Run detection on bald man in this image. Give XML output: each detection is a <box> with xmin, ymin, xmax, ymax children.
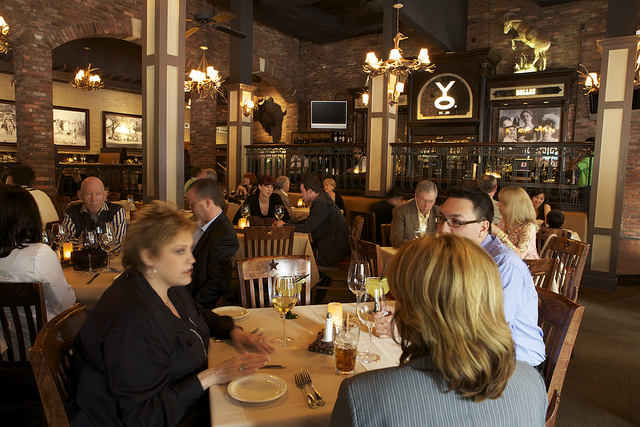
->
<box><xmin>62</xmin><ymin>176</ymin><xmax>126</xmax><ymax>252</ymax></box>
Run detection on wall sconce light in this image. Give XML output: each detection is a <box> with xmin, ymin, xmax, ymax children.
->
<box><xmin>242</xmin><ymin>99</ymin><xmax>255</xmax><ymax>116</ymax></box>
<box><xmin>361</xmin><ymin>92</ymin><xmax>369</xmax><ymax>106</ymax></box>
<box><xmin>0</xmin><ymin>16</ymin><xmax>11</xmax><ymax>54</ymax></box>
<box><xmin>388</xmin><ymin>78</ymin><xmax>406</xmax><ymax>106</ymax></box>
<box><xmin>578</xmin><ymin>64</ymin><xmax>599</xmax><ymax>95</ymax></box>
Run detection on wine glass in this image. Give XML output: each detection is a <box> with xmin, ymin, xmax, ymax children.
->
<box><xmin>51</xmin><ymin>223</ymin><xmax>66</xmax><ymax>262</ymax></box>
<box><xmin>271</xmin><ymin>275</ymin><xmax>298</xmax><ymax>345</ymax></box>
<box><xmin>347</xmin><ymin>260</ymin><xmax>370</xmax><ymax>299</ymax></box>
<box><xmin>240</xmin><ymin>204</ymin><xmax>251</xmax><ymax>219</ymax></box>
<box><xmin>41</xmin><ymin>230</ymin><xmax>52</xmax><ymax>247</ymax></box>
<box><xmin>97</xmin><ymin>222</ymin><xmax>120</xmax><ymax>273</ymax></box>
<box><xmin>274</xmin><ymin>205</ymin><xmax>284</xmax><ymax>221</ymax></box>
<box><xmin>414</xmin><ymin>224</ymin><xmax>427</xmax><ymax>240</ymax></box>
<box><xmin>356</xmin><ymin>277</ymin><xmax>386</xmax><ymax>363</ymax></box>
<box><xmin>80</xmin><ymin>230</ymin><xmax>98</xmax><ymax>274</ymax></box>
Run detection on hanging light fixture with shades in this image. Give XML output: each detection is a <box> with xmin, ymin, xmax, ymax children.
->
<box><xmin>363</xmin><ymin>2</ymin><xmax>434</xmax><ymax>105</ymax></box>
<box><xmin>185</xmin><ymin>41</ymin><xmax>225</xmax><ymax>101</ymax></box>
<box><xmin>70</xmin><ymin>47</ymin><xmax>104</xmax><ymax>91</ymax></box>
<box><xmin>0</xmin><ymin>16</ymin><xmax>10</xmax><ymax>54</ymax></box>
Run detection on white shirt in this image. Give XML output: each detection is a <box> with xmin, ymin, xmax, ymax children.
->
<box><xmin>0</xmin><ymin>243</ymin><xmax>76</xmax><ymax>356</ymax></box>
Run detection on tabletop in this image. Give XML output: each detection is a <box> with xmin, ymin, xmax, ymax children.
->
<box><xmin>63</xmin><ymin>254</ymin><xmax>123</xmax><ymax>311</ymax></box>
<box><xmin>207</xmin><ymin>303</ymin><xmax>401</xmax><ymax>427</ymax></box>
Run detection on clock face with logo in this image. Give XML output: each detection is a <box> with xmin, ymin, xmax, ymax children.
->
<box><xmin>417</xmin><ymin>73</ymin><xmax>473</xmax><ymax>119</ymax></box>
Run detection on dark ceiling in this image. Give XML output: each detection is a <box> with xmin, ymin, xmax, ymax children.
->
<box><xmin>0</xmin><ymin>0</ymin><xmax>468</xmax><ymax>91</ymax></box>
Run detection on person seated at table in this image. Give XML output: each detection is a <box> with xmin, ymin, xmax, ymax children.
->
<box><xmin>546</xmin><ymin>209</ymin><xmax>581</xmax><ymax>241</ymax></box>
<box><xmin>5</xmin><ymin>164</ymin><xmax>59</xmax><ymax>228</ymax></box>
<box><xmin>274</xmin><ymin>175</ymin><xmax>292</xmax><ymax>217</ymax></box>
<box><xmin>530</xmin><ymin>188</ymin><xmax>552</xmax><ymax>227</ymax></box>
<box><xmin>390</xmin><ymin>180</ymin><xmax>440</xmax><ymax>248</ymax></box>
<box><xmin>232</xmin><ymin>175</ymin><xmax>290</xmax><ymax>225</ymax></box>
<box><xmin>68</xmin><ymin>201</ymin><xmax>273</xmax><ymax>426</ymax></box>
<box><xmin>61</xmin><ymin>176</ymin><xmax>126</xmax><ymax>253</ymax></box>
<box><xmin>323</xmin><ymin>178</ymin><xmax>346</xmax><ymax>214</ymax></box>
<box><xmin>0</xmin><ymin>185</ymin><xmax>75</xmax><ymax>357</ymax></box>
<box><xmin>185</xmin><ymin>178</ymin><xmax>239</xmax><ymax>308</ymax></box>
<box><xmin>496</xmin><ymin>186</ymin><xmax>539</xmax><ymax>260</ymax></box>
<box><xmin>236</xmin><ymin>172</ymin><xmax>258</xmax><ymax>198</ymax></box>
<box><xmin>331</xmin><ymin>234</ymin><xmax>547</xmax><ymax>426</ymax></box>
<box><xmin>369</xmin><ymin>187</ymin><xmax>403</xmax><ymax>244</ymax></box>
<box><xmin>184</xmin><ymin>166</ymin><xmax>202</xmax><ymax>193</ymax></box>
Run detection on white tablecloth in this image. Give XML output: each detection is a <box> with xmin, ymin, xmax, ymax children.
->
<box><xmin>63</xmin><ymin>255</ymin><xmax>123</xmax><ymax>311</ymax></box>
<box><xmin>208</xmin><ymin>303</ymin><xmax>400</xmax><ymax>427</ymax></box>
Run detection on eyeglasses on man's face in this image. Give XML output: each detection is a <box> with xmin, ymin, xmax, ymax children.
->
<box><xmin>435</xmin><ymin>215</ymin><xmax>484</xmax><ymax>228</ymax></box>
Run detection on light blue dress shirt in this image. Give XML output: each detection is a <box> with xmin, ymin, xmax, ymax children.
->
<box><xmin>481</xmin><ymin>235</ymin><xmax>546</xmax><ymax>366</ymax></box>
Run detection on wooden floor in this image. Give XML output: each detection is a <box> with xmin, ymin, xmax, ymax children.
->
<box><xmin>617</xmin><ymin>239</ymin><xmax>640</xmax><ymax>276</ymax></box>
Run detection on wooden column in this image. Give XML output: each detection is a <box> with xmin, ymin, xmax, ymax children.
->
<box><xmin>143</xmin><ymin>0</ymin><xmax>186</xmax><ymax>205</ymax></box>
<box><xmin>583</xmin><ymin>34</ymin><xmax>640</xmax><ymax>289</ymax></box>
<box><xmin>226</xmin><ymin>83</ymin><xmax>256</xmax><ymax>193</ymax></box>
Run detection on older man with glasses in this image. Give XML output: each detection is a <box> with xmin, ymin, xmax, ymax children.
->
<box><xmin>389</xmin><ymin>180</ymin><xmax>440</xmax><ymax>248</ymax></box>
<box><xmin>436</xmin><ymin>185</ymin><xmax>545</xmax><ymax>369</ymax></box>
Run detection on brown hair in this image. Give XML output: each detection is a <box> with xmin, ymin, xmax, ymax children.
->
<box><xmin>388</xmin><ymin>234</ymin><xmax>515</xmax><ymax>401</ymax></box>
<box><xmin>122</xmin><ymin>201</ymin><xmax>196</xmax><ymax>272</ymax></box>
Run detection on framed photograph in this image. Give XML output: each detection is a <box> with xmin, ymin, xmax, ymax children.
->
<box><xmin>0</xmin><ymin>100</ymin><xmax>17</xmax><ymax>144</ymax></box>
<box><xmin>496</xmin><ymin>106</ymin><xmax>562</xmax><ymax>143</ymax></box>
<box><xmin>103</xmin><ymin>112</ymin><xmax>142</xmax><ymax>150</ymax></box>
<box><xmin>53</xmin><ymin>106</ymin><xmax>89</xmax><ymax>148</ymax></box>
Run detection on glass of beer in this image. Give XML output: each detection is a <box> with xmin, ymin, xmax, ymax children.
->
<box><xmin>334</xmin><ymin>317</ymin><xmax>361</xmax><ymax>376</ymax></box>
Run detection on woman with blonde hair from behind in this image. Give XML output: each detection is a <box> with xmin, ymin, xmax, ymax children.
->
<box><xmin>330</xmin><ymin>235</ymin><xmax>546</xmax><ymax>426</ymax></box>
<box><xmin>496</xmin><ymin>186</ymin><xmax>539</xmax><ymax>260</ymax></box>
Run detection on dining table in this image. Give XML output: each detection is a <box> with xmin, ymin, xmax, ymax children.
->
<box><xmin>207</xmin><ymin>302</ymin><xmax>401</xmax><ymax>427</ymax></box>
<box><xmin>63</xmin><ymin>254</ymin><xmax>123</xmax><ymax>311</ymax></box>
<box><xmin>380</xmin><ymin>246</ymin><xmax>397</xmax><ymax>268</ymax></box>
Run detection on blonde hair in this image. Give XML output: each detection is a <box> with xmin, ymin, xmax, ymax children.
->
<box><xmin>388</xmin><ymin>234</ymin><xmax>515</xmax><ymax>401</ymax></box>
<box><xmin>322</xmin><ymin>178</ymin><xmax>336</xmax><ymax>190</ymax></box>
<box><xmin>122</xmin><ymin>201</ymin><xmax>196</xmax><ymax>272</ymax></box>
<box><xmin>498</xmin><ymin>186</ymin><xmax>538</xmax><ymax>231</ymax></box>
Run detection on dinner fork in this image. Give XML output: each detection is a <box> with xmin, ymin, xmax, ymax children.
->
<box><xmin>300</xmin><ymin>368</ymin><xmax>325</xmax><ymax>406</ymax></box>
<box><xmin>294</xmin><ymin>372</ymin><xmax>317</xmax><ymax>409</ymax></box>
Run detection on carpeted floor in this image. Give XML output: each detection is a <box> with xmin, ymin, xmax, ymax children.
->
<box><xmin>555</xmin><ymin>281</ymin><xmax>640</xmax><ymax>426</ymax></box>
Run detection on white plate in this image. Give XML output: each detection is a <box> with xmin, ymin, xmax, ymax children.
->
<box><xmin>212</xmin><ymin>306</ymin><xmax>249</xmax><ymax>320</ymax></box>
<box><xmin>227</xmin><ymin>374</ymin><xmax>287</xmax><ymax>403</ymax></box>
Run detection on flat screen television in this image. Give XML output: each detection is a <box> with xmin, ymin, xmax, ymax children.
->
<box><xmin>311</xmin><ymin>101</ymin><xmax>347</xmax><ymax>130</ymax></box>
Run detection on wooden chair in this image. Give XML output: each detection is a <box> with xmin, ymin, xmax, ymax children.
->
<box><xmin>537</xmin><ymin>227</ymin><xmax>567</xmax><ymax>254</ymax></box>
<box><xmin>236</xmin><ymin>255</ymin><xmax>312</xmax><ymax>308</ymax></box>
<box><xmin>350</xmin><ymin>235</ymin><xmax>384</xmax><ymax>277</ymax></box>
<box><xmin>51</xmin><ymin>195</ymin><xmax>71</xmax><ymax>220</ymax></box>
<box><xmin>525</xmin><ymin>258</ymin><xmax>558</xmax><ymax>290</ymax></box>
<box><xmin>107</xmin><ymin>192</ymin><xmax>121</xmax><ymax>201</ymax></box>
<box><xmin>540</xmin><ymin>236</ymin><xmax>591</xmax><ymax>301</ymax></box>
<box><xmin>29</xmin><ymin>303</ymin><xmax>88</xmax><ymax>427</ymax></box>
<box><xmin>348</xmin><ymin>211</ymin><xmax>376</xmax><ymax>243</ymax></box>
<box><xmin>243</xmin><ymin>226</ymin><xmax>295</xmax><ymax>258</ymax></box>
<box><xmin>350</xmin><ymin>215</ymin><xmax>365</xmax><ymax>241</ymax></box>
<box><xmin>380</xmin><ymin>223</ymin><xmax>392</xmax><ymax>247</ymax></box>
<box><xmin>0</xmin><ymin>282</ymin><xmax>46</xmax><ymax>418</ymax></box>
<box><xmin>536</xmin><ymin>287</ymin><xmax>585</xmax><ymax>427</ymax></box>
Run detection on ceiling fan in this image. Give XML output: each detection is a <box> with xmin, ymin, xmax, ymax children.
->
<box><xmin>186</xmin><ymin>0</ymin><xmax>247</xmax><ymax>39</ymax></box>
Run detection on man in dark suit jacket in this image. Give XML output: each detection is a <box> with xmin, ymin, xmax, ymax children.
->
<box><xmin>185</xmin><ymin>178</ymin><xmax>239</xmax><ymax>308</ymax></box>
<box><xmin>390</xmin><ymin>180</ymin><xmax>440</xmax><ymax>248</ymax></box>
<box><xmin>274</xmin><ymin>176</ymin><xmax>349</xmax><ymax>267</ymax></box>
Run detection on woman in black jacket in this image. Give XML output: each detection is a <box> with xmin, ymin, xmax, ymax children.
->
<box><xmin>69</xmin><ymin>201</ymin><xmax>273</xmax><ymax>426</ymax></box>
<box><xmin>233</xmin><ymin>175</ymin><xmax>291</xmax><ymax>225</ymax></box>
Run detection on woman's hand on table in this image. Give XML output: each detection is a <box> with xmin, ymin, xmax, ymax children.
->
<box><xmin>230</xmin><ymin>327</ymin><xmax>276</xmax><ymax>354</ymax></box>
<box><xmin>272</xmin><ymin>220</ymin><xmax>285</xmax><ymax>227</ymax></box>
<box><xmin>198</xmin><ymin>353</ymin><xmax>270</xmax><ymax>389</ymax></box>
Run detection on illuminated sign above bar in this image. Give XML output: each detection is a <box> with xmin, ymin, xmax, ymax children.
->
<box><xmin>491</xmin><ymin>83</ymin><xmax>564</xmax><ymax>101</ymax></box>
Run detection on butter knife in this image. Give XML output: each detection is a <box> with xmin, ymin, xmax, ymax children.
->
<box><xmin>260</xmin><ymin>364</ymin><xmax>285</xmax><ymax>369</ymax></box>
<box><xmin>87</xmin><ymin>273</ymin><xmax>100</xmax><ymax>284</ymax></box>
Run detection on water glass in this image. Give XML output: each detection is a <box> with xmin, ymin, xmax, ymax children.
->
<box><xmin>334</xmin><ymin>318</ymin><xmax>361</xmax><ymax>376</ymax></box>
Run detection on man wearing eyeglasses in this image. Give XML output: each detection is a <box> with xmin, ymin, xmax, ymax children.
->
<box><xmin>389</xmin><ymin>180</ymin><xmax>440</xmax><ymax>248</ymax></box>
<box><xmin>437</xmin><ymin>186</ymin><xmax>545</xmax><ymax>369</ymax></box>
<box><xmin>185</xmin><ymin>178</ymin><xmax>239</xmax><ymax>308</ymax></box>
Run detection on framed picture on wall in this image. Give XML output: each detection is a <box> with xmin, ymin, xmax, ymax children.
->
<box><xmin>0</xmin><ymin>100</ymin><xmax>17</xmax><ymax>144</ymax></box>
<box><xmin>53</xmin><ymin>106</ymin><xmax>90</xmax><ymax>148</ymax></box>
<box><xmin>496</xmin><ymin>106</ymin><xmax>562</xmax><ymax>143</ymax></box>
<box><xmin>102</xmin><ymin>112</ymin><xmax>142</xmax><ymax>150</ymax></box>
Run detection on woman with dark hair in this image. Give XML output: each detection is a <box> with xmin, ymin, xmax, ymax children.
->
<box><xmin>0</xmin><ymin>185</ymin><xmax>75</xmax><ymax>355</ymax></box>
<box><xmin>530</xmin><ymin>187</ymin><xmax>551</xmax><ymax>227</ymax></box>
<box><xmin>69</xmin><ymin>201</ymin><xmax>273</xmax><ymax>426</ymax></box>
<box><xmin>236</xmin><ymin>172</ymin><xmax>258</xmax><ymax>198</ymax></box>
<box><xmin>331</xmin><ymin>235</ymin><xmax>546</xmax><ymax>425</ymax></box>
<box><xmin>232</xmin><ymin>175</ymin><xmax>290</xmax><ymax>225</ymax></box>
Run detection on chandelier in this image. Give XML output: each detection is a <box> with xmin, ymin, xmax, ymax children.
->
<box><xmin>0</xmin><ymin>16</ymin><xmax>10</xmax><ymax>54</ymax></box>
<box><xmin>363</xmin><ymin>2</ymin><xmax>434</xmax><ymax>104</ymax></box>
<box><xmin>185</xmin><ymin>45</ymin><xmax>225</xmax><ymax>100</ymax></box>
<box><xmin>70</xmin><ymin>47</ymin><xmax>104</xmax><ymax>91</ymax></box>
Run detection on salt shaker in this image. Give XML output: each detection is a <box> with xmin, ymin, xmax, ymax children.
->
<box><xmin>322</xmin><ymin>312</ymin><xmax>334</xmax><ymax>342</ymax></box>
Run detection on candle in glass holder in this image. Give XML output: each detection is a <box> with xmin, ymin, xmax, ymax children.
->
<box><xmin>297</xmin><ymin>198</ymin><xmax>304</xmax><ymax>207</ymax></box>
<box><xmin>327</xmin><ymin>302</ymin><xmax>343</xmax><ymax>326</ymax></box>
<box><xmin>63</xmin><ymin>242</ymin><xmax>73</xmax><ymax>260</ymax></box>
<box><xmin>238</xmin><ymin>218</ymin><xmax>247</xmax><ymax>229</ymax></box>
